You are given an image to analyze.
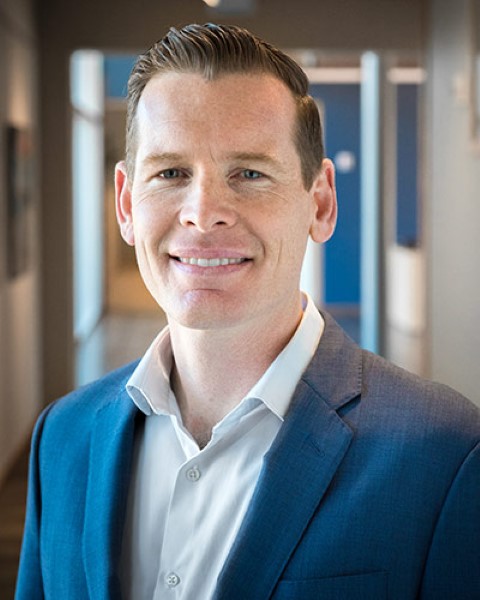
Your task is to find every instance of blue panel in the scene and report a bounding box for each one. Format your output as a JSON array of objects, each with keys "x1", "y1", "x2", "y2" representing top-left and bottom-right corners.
[
  {"x1": 104, "y1": 55, "x2": 136, "y2": 98},
  {"x1": 310, "y1": 84, "x2": 361, "y2": 305},
  {"x1": 396, "y1": 84, "x2": 419, "y2": 246}
]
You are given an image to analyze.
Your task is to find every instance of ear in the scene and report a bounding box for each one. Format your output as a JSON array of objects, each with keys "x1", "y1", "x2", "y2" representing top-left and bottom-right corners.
[
  {"x1": 115, "y1": 161, "x2": 135, "y2": 246},
  {"x1": 309, "y1": 158, "x2": 338, "y2": 244}
]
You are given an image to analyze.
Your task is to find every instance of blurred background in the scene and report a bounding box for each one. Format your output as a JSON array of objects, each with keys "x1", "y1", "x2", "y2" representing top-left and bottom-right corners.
[{"x1": 1, "y1": 0, "x2": 480, "y2": 594}]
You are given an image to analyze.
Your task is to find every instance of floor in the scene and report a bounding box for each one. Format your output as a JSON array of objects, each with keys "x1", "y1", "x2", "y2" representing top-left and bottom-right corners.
[
  {"x1": 76, "y1": 311, "x2": 167, "y2": 386},
  {"x1": 0, "y1": 307, "x2": 424, "y2": 597},
  {"x1": 0, "y1": 450, "x2": 28, "y2": 599}
]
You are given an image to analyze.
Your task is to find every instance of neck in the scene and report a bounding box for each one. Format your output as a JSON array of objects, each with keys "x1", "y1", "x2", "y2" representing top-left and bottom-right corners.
[{"x1": 169, "y1": 300, "x2": 303, "y2": 446}]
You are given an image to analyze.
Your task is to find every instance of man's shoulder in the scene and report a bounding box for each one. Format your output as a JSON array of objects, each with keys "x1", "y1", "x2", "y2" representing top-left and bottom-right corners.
[
  {"x1": 362, "y1": 348, "x2": 475, "y2": 409},
  {"x1": 42, "y1": 359, "x2": 140, "y2": 426},
  {"x1": 312, "y1": 312, "x2": 480, "y2": 443},
  {"x1": 29, "y1": 361, "x2": 141, "y2": 491},
  {"x1": 358, "y1": 348, "x2": 480, "y2": 444}
]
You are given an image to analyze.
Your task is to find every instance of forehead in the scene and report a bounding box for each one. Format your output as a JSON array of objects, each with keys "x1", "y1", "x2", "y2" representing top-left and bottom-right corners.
[{"x1": 134, "y1": 71, "x2": 298, "y2": 154}]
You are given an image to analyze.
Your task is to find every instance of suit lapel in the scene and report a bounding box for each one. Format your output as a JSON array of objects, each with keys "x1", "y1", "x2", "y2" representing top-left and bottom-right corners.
[
  {"x1": 215, "y1": 313, "x2": 363, "y2": 599},
  {"x1": 82, "y1": 389, "x2": 141, "y2": 599}
]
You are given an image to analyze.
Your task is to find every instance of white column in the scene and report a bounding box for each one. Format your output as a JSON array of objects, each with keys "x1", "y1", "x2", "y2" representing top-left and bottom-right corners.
[
  {"x1": 300, "y1": 238, "x2": 324, "y2": 307},
  {"x1": 360, "y1": 52, "x2": 385, "y2": 353},
  {"x1": 71, "y1": 51, "x2": 105, "y2": 344}
]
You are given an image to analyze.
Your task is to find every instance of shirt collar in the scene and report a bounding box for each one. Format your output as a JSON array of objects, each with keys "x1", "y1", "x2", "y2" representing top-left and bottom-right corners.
[
  {"x1": 126, "y1": 293, "x2": 324, "y2": 420},
  {"x1": 126, "y1": 327, "x2": 173, "y2": 416}
]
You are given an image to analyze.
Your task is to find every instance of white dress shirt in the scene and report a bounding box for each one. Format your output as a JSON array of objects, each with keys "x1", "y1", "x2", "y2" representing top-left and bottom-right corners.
[{"x1": 120, "y1": 294, "x2": 324, "y2": 599}]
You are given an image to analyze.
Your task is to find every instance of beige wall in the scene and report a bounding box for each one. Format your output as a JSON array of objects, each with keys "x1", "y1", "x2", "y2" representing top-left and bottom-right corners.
[
  {"x1": 0, "y1": 0, "x2": 41, "y2": 482},
  {"x1": 425, "y1": 0, "x2": 480, "y2": 403}
]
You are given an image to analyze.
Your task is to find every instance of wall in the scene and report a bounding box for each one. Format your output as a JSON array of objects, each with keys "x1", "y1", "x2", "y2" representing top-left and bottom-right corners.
[
  {"x1": 425, "y1": 0, "x2": 480, "y2": 403},
  {"x1": 37, "y1": 0, "x2": 426, "y2": 403},
  {"x1": 40, "y1": 0, "x2": 424, "y2": 52},
  {"x1": 0, "y1": 0, "x2": 41, "y2": 482}
]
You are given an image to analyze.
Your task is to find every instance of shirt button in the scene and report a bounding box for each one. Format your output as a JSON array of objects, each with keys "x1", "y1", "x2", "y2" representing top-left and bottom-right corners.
[
  {"x1": 165, "y1": 572, "x2": 180, "y2": 588},
  {"x1": 186, "y1": 466, "x2": 201, "y2": 482}
]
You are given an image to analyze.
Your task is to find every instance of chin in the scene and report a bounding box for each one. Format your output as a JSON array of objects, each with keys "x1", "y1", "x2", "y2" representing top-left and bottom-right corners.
[
  {"x1": 165, "y1": 292, "x2": 250, "y2": 331},
  {"x1": 172, "y1": 307, "x2": 243, "y2": 331}
]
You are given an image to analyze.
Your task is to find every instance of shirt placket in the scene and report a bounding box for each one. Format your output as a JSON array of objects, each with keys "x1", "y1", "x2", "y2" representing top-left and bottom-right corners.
[{"x1": 153, "y1": 451, "x2": 206, "y2": 599}]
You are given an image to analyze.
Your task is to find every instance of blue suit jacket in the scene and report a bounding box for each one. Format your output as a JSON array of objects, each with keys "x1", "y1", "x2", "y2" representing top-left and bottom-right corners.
[{"x1": 16, "y1": 313, "x2": 480, "y2": 599}]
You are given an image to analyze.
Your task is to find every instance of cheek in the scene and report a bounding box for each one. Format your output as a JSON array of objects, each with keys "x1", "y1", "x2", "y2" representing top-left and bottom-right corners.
[
  {"x1": 132, "y1": 202, "x2": 174, "y2": 243},
  {"x1": 262, "y1": 203, "x2": 311, "y2": 250},
  {"x1": 280, "y1": 222, "x2": 312, "y2": 271}
]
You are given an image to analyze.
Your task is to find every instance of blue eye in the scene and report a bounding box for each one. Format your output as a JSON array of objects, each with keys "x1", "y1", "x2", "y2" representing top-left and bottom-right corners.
[
  {"x1": 160, "y1": 168, "x2": 181, "y2": 179},
  {"x1": 242, "y1": 169, "x2": 263, "y2": 179}
]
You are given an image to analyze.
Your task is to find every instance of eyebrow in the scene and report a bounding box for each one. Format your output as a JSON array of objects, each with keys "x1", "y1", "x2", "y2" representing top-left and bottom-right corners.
[
  {"x1": 142, "y1": 152, "x2": 184, "y2": 167},
  {"x1": 225, "y1": 152, "x2": 283, "y2": 170}
]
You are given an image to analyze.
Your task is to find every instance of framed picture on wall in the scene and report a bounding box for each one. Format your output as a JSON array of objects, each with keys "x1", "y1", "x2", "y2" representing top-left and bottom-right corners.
[
  {"x1": 469, "y1": 0, "x2": 480, "y2": 147},
  {"x1": 5, "y1": 125, "x2": 34, "y2": 279}
]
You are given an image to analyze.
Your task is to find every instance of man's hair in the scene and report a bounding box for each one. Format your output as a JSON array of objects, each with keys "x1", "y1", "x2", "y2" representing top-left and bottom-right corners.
[{"x1": 126, "y1": 23, "x2": 324, "y2": 189}]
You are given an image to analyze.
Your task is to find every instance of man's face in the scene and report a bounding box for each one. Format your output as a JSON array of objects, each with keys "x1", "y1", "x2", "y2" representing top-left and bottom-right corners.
[{"x1": 115, "y1": 72, "x2": 336, "y2": 332}]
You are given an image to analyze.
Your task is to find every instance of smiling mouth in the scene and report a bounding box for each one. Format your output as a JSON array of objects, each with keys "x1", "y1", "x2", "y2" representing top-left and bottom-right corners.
[{"x1": 175, "y1": 257, "x2": 248, "y2": 267}]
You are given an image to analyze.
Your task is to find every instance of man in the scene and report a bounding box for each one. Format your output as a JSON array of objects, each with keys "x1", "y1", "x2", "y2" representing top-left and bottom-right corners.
[{"x1": 16, "y1": 23, "x2": 480, "y2": 600}]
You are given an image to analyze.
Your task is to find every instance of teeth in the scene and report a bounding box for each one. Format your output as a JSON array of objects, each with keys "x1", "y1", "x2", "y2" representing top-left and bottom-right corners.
[{"x1": 178, "y1": 257, "x2": 245, "y2": 267}]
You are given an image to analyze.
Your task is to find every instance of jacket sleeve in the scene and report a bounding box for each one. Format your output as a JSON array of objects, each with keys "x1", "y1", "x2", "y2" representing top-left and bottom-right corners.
[
  {"x1": 420, "y1": 440, "x2": 480, "y2": 599},
  {"x1": 15, "y1": 406, "x2": 53, "y2": 600}
]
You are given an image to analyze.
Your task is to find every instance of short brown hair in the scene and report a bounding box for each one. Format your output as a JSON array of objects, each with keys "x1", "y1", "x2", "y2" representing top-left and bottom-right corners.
[{"x1": 126, "y1": 23, "x2": 324, "y2": 189}]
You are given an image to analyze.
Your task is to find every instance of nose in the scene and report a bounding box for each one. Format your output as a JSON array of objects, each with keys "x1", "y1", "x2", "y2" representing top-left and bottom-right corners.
[{"x1": 179, "y1": 176, "x2": 237, "y2": 232}]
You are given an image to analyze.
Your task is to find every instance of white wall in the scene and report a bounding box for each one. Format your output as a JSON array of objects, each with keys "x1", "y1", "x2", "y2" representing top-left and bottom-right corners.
[
  {"x1": 0, "y1": 0, "x2": 41, "y2": 482},
  {"x1": 426, "y1": 0, "x2": 480, "y2": 404}
]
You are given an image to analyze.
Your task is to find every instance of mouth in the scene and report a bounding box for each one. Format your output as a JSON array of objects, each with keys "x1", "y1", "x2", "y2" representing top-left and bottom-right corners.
[{"x1": 173, "y1": 257, "x2": 249, "y2": 267}]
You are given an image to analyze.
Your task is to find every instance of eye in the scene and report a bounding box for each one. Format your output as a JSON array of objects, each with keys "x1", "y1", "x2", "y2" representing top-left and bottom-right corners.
[
  {"x1": 241, "y1": 169, "x2": 264, "y2": 180},
  {"x1": 158, "y1": 168, "x2": 183, "y2": 179}
]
